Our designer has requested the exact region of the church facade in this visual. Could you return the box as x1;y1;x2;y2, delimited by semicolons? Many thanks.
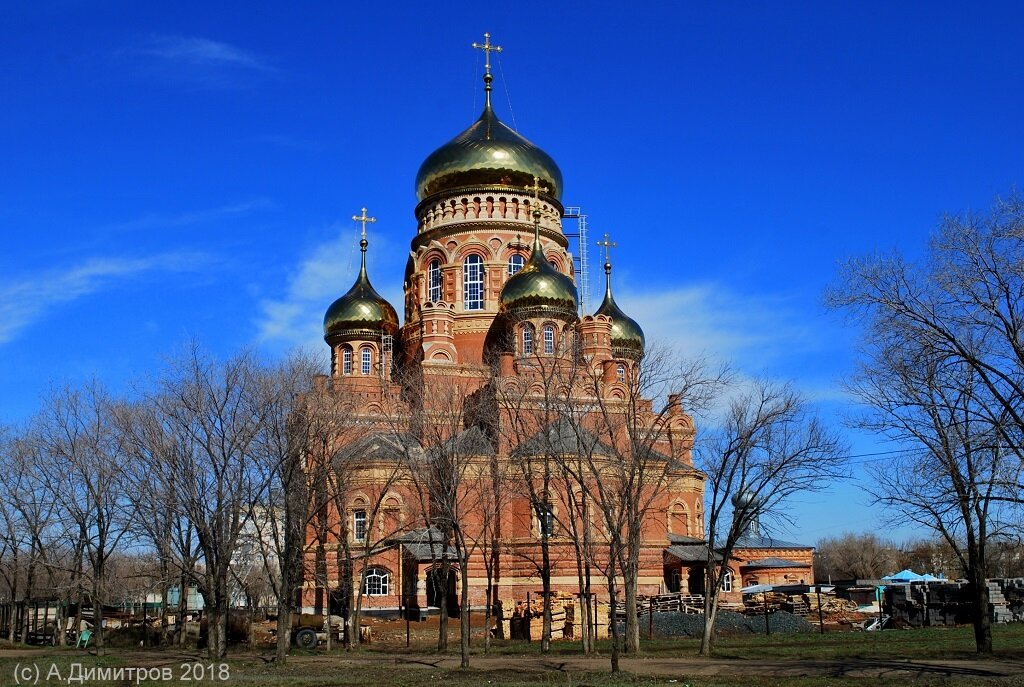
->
301;46;811;617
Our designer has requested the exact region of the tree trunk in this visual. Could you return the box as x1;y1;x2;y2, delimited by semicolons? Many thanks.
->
607;555;620;674
623;568;639;653
460;556;471;669
699;565;722;657
971;570;993;654
176;571;188;647
541;536;552;654
437;559;449;652
93;571;105;656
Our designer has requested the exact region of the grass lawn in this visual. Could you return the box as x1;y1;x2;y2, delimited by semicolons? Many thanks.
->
2;624;1023;686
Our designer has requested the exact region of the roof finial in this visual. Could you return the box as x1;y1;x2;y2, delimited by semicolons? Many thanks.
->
472;32;503;110
352;207;376;274
596;232;617;296
525;175;549;250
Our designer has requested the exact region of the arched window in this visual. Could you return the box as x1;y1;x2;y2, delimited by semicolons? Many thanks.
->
549;260;559;271
522;324;534;355
616;364;626;382
361;347;372;375
508;253;524;276
428;259;442;302
342;348;353;375
463;255;484;310
721;569;733;593
363;567;390;596
543;325;555;354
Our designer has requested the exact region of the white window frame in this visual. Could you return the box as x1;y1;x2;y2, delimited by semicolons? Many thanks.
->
721;569;733;593
616;364;626;382
428;259;442;302
543;325;555;354
508;253;524;276
342;348;352;375
522;325;534;355
363;567;390;596
361;347;372;375
463;255;484;310
536;503;555;539
353;509;367;541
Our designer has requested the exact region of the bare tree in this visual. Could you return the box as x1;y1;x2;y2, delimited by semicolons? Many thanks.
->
697;379;845;657
829;192;1024;653
32;382;136;656
814;532;903;581
148;345;270;658
847;337;1017;653
831;192;1024;459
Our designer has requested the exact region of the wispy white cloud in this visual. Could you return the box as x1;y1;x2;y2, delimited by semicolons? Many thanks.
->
256;226;404;350
0;253;209;345
621;283;817;366
141;36;275;72
105;199;276;233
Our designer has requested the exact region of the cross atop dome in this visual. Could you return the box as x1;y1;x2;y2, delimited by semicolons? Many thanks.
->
597;232;617;269
352;207;376;251
472;32;503;107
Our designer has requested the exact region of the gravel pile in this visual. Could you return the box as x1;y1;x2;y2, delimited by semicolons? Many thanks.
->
631;610;815;638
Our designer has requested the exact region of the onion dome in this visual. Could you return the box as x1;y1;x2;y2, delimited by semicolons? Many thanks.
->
499;217;578;321
595;260;644;360
324;234;399;344
415;102;563;202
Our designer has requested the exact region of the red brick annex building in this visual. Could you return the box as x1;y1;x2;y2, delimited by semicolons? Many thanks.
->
301;46;812;618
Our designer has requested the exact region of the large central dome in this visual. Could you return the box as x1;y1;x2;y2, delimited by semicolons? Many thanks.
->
415;103;563;202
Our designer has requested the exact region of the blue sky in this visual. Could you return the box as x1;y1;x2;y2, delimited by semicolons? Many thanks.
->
2;2;1022;545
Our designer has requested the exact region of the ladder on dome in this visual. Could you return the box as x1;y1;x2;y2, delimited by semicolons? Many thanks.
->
563;206;590;313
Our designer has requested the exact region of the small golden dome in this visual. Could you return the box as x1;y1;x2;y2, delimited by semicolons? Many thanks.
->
500;235;578;321
324;239;399;343
415;104;563;202
595;263;644;360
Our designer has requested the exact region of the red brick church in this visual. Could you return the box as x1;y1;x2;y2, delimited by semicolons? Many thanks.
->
301;39;812;617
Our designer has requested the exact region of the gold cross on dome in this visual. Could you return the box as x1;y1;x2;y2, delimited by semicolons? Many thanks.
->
352;207;376;239
525;175;549;202
472;32;503;77
597;233;617;263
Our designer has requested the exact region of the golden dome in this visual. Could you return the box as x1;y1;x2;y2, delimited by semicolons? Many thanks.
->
324;238;399;343
595;263;644;360
500;232;578;321
415;103;563;202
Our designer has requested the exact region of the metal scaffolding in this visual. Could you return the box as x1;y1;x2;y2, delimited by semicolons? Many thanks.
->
562;206;590;313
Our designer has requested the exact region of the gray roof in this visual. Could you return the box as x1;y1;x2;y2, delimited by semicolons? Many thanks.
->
335;431;419;463
668;533;706;545
394;527;460;562
665;544;718;563
741;556;809;569
431;426;495;457
734;532;812;550
513;416;613;458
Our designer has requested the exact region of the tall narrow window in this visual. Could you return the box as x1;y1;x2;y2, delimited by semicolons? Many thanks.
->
522;325;534;355
616;364;626;382
361;347;372;375
721;569;733;593
463;255;484;310
508;253;524;276
342;348;352;375
428;259;442;302
543;325;555;354
353;509;367;541
536;503;554;538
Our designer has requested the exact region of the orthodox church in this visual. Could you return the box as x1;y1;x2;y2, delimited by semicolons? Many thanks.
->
303;37;812;618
